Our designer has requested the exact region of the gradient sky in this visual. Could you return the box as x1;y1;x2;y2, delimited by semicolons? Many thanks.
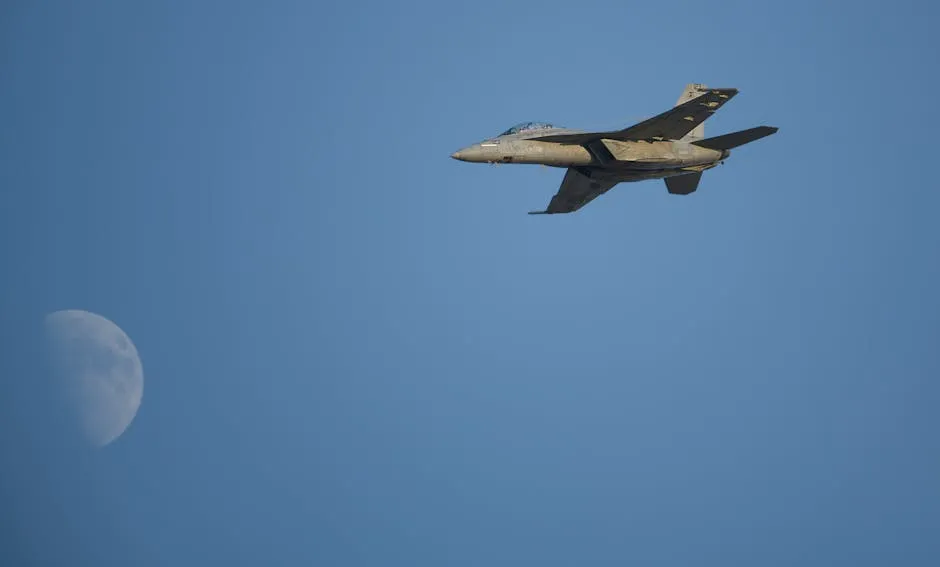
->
2;1;939;565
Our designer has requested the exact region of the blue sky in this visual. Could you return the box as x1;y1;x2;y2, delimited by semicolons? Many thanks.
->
2;1;938;565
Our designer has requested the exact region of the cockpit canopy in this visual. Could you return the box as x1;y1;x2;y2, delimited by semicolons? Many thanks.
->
498;121;557;137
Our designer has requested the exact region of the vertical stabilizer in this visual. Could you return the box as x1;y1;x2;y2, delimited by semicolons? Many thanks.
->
675;83;709;141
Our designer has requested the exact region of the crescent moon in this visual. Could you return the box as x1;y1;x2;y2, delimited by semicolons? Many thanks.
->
44;309;144;447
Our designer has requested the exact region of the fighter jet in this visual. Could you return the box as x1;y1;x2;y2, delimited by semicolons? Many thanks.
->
450;84;777;214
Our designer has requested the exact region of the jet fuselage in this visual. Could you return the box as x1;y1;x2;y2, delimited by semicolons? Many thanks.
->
448;84;777;214
452;136;728;178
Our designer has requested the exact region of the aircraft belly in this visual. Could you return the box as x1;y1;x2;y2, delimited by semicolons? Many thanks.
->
616;159;678;170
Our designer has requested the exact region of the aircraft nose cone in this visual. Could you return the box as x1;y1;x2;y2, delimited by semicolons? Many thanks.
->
451;150;464;160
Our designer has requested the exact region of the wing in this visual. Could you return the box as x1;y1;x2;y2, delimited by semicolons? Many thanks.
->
528;168;619;215
530;88;738;144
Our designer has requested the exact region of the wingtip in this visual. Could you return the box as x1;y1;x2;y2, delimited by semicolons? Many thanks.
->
528;210;550;215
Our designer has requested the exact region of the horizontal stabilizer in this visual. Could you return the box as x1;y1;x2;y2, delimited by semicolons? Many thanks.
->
665;172;702;195
692;126;778;151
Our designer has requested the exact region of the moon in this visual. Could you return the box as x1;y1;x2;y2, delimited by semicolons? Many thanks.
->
44;309;144;447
